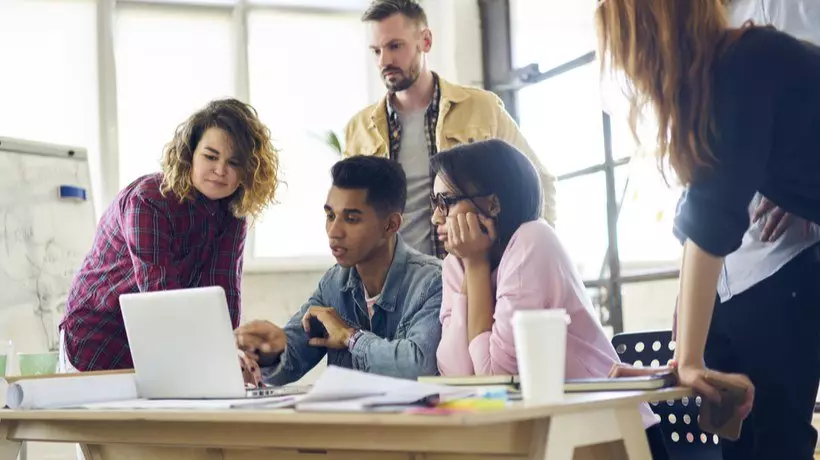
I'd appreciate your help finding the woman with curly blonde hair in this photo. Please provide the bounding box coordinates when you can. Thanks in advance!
[597,1,820,458]
[60,98,279,372]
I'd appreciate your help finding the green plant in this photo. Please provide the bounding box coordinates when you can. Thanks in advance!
[312,130,343,156]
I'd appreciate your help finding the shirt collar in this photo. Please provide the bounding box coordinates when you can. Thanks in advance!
[343,234,410,313]
[193,189,233,217]
[385,72,440,120]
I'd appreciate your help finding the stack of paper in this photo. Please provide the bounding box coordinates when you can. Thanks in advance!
[294,366,474,412]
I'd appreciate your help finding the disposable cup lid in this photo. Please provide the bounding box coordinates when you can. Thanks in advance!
[512,309,571,324]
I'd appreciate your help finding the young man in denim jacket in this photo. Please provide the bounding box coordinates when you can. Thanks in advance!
[236,156,442,385]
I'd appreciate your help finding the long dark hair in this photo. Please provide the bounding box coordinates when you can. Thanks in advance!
[430,139,542,257]
[595,0,748,185]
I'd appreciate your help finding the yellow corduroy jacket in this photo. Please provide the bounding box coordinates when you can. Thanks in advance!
[342,76,557,226]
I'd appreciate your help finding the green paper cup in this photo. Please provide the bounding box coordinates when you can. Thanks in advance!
[0,355,6,377]
[18,352,59,376]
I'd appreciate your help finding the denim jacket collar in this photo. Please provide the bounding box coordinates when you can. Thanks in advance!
[342,234,409,313]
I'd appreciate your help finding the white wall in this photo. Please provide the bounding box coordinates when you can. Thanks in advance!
[423,0,484,87]
[622,279,678,332]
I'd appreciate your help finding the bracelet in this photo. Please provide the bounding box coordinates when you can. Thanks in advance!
[346,330,364,352]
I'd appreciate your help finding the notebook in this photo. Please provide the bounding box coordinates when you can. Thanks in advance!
[419,371,677,392]
[418,375,519,387]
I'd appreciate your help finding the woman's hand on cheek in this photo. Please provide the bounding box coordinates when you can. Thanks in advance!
[446,212,496,264]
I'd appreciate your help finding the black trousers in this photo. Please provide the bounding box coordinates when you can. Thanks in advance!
[646,424,670,460]
[704,243,820,460]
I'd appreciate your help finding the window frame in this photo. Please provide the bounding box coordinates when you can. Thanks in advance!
[97,0,378,273]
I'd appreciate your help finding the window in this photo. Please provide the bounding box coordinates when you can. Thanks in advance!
[516,58,682,274]
[517,62,626,177]
[555,168,628,281]
[510,0,596,70]
[247,10,374,262]
[615,144,683,270]
[115,4,235,187]
[510,0,682,332]
[606,80,683,269]
[250,0,368,9]
[108,2,378,268]
[0,0,100,209]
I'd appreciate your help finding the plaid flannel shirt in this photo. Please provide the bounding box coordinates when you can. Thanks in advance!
[60,173,246,371]
[385,73,445,259]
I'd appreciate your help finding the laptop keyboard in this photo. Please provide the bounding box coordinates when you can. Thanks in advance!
[247,385,311,398]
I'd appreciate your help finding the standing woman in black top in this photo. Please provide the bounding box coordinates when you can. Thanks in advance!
[596,0,820,455]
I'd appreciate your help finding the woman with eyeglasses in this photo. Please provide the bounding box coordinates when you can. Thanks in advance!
[430,139,669,459]
[596,1,820,456]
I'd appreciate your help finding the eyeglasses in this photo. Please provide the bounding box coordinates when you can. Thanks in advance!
[430,192,484,216]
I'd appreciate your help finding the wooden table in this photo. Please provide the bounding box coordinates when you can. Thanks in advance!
[0,387,690,460]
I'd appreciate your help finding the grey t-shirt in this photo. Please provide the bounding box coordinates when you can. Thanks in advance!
[397,108,433,255]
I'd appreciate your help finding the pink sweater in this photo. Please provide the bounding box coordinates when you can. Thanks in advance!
[436,220,658,428]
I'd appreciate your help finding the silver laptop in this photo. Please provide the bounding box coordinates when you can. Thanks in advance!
[120,286,307,399]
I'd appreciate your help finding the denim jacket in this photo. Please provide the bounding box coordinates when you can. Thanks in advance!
[262,235,443,385]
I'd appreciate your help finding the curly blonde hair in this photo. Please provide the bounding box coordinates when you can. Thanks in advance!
[160,98,279,218]
[595,0,749,185]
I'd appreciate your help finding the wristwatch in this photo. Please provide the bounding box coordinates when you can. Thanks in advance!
[345,329,364,352]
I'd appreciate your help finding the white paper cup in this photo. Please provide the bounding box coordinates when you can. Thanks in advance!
[512,309,570,404]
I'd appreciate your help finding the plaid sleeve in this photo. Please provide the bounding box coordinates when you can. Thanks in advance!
[121,192,182,291]
[218,217,247,328]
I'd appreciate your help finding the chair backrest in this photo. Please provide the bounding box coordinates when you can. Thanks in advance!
[611,330,723,460]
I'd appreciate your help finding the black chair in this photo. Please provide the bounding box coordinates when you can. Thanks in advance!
[611,330,723,460]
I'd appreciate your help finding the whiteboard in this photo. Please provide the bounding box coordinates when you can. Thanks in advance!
[0,137,96,351]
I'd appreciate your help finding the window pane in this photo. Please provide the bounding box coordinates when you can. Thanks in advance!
[248,11,373,259]
[556,167,627,281]
[115,5,235,187]
[250,0,368,9]
[518,63,610,177]
[0,0,100,208]
[617,157,683,269]
[604,68,661,154]
[510,0,596,70]
[607,85,682,269]
[135,0,236,5]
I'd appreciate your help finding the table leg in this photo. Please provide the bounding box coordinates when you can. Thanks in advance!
[0,423,22,460]
[529,407,652,460]
[614,407,652,460]
[76,445,228,460]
